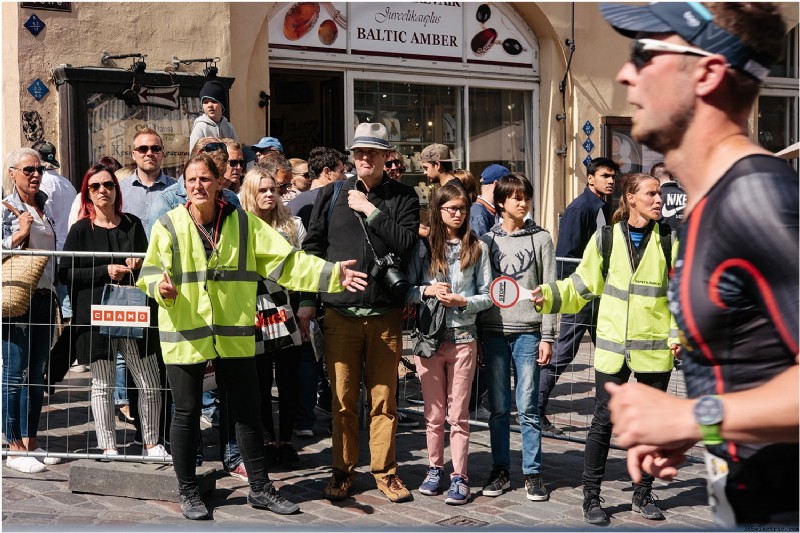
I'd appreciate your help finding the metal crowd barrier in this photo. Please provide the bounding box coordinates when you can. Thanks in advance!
[1,249,698,464]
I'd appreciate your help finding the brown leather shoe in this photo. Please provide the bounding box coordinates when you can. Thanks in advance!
[323,472,352,501]
[376,474,413,503]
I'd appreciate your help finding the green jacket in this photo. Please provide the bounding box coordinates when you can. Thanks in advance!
[138,205,342,364]
[539,221,678,374]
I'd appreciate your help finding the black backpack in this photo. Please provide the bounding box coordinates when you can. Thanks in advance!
[600,223,674,279]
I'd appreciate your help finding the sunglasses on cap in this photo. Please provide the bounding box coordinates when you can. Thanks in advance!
[629,38,719,71]
[12,165,46,176]
[88,180,116,192]
[228,159,246,168]
[200,142,227,154]
[133,145,163,155]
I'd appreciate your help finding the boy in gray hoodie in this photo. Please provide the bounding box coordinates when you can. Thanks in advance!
[478,173,557,503]
[189,79,238,153]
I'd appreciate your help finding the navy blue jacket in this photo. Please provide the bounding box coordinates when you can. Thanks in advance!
[555,186,611,277]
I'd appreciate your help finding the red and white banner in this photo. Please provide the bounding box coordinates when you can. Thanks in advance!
[90,305,151,327]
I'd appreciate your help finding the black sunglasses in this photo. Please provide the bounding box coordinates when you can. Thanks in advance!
[12,165,46,176]
[133,145,163,155]
[228,159,246,168]
[88,180,116,192]
[278,182,290,190]
[200,142,227,154]
[629,38,714,71]
[293,172,310,178]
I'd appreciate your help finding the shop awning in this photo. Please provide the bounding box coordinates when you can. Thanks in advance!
[775,142,800,159]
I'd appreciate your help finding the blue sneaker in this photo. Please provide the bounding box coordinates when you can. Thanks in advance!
[445,475,470,505]
[419,466,444,496]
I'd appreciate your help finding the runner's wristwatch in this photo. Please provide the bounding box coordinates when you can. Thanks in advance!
[693,395,724,445]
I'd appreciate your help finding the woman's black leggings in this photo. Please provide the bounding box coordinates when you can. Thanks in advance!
[582,366,671,493]
[166,357,268,492]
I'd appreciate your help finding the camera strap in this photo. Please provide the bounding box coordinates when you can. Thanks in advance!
[356,212,381,261]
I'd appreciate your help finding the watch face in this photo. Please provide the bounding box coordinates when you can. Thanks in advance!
[694,396,723,426]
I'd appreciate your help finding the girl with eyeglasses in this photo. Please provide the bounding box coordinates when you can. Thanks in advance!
[407,183,492,505]
[1,148,58,473]
[58,163,167,460]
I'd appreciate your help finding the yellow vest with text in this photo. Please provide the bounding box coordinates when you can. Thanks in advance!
[539,222,678,374]
[137,206,342,365]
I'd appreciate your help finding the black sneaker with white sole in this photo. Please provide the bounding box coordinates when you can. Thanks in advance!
[482,468,510,497]
[524,473,549,501]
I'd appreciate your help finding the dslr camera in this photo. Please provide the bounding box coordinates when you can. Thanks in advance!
[370,253,409,298]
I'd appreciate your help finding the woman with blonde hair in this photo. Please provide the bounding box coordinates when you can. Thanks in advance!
[240,166,306,467]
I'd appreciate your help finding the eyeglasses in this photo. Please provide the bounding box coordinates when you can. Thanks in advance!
[200,142,227,154]
[277,182,290,190]
[12,165,46,176]
[88,180,116,192]
[133,145,163,155]
[384,159,403,168]
[440,206,467,216]
[293,172,310,178]
[228,159,246,168]
[630,38,719,70]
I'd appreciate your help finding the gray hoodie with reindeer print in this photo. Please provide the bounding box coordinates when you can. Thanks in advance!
[479,220,557,341]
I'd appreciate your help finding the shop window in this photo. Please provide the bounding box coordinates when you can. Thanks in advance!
[353,80,463,188]
[468,88,530,178]
[759,26,798,167]
[52,66,232,186]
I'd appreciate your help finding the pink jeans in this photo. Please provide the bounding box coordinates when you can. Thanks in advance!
[415,340,477,479]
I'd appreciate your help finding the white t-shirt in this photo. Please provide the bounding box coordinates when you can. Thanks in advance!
[27,207,56,290]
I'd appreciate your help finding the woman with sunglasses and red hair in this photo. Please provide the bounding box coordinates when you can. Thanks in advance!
[58,163,167,459]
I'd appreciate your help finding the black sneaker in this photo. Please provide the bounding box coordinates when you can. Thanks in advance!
[278,443,301,467]
[179,488,210,520]
[541,416,564,436]
[482,468,510,497]
[632,487,664,520]
[405,393,425,405]
[582,490,609,525]
[524,473,549,501]
[249,483,300,515]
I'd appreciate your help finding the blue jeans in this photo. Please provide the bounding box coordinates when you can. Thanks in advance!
[295,341,317,431]
[483,332,543,475]
[114,353,128,406]
[2,291,55,442]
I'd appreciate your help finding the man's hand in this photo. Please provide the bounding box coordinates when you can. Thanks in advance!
[607,381,700,449]
[626,443,693,483]
[347,190,377,217]
[339,259,368,292]
[297,306,317,342]
[538,340,552,366]
[159,272,178,299]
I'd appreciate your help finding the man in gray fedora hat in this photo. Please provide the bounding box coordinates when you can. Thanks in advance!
[300,123,420,503]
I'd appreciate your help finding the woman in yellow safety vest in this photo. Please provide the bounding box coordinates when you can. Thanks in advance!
[138,153,366,521]
[532,172,679,525]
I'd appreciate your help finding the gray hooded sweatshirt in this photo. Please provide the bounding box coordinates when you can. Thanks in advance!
[479,220,558,342]
[189,114,238,153]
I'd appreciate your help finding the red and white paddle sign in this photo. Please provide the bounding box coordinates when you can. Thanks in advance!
[490,276,533,308]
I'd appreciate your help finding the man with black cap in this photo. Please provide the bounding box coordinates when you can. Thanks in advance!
[596,3,798,528]
[470,164,508,238]
[35,140,77,323]
[301,122,419,504]
[189,79,238,154]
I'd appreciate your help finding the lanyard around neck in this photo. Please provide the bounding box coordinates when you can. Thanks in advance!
[186,200,223,252]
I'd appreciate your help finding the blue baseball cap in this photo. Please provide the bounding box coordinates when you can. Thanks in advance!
[480,164,510,185]
[252,137,284,153]
[600,2,774,81]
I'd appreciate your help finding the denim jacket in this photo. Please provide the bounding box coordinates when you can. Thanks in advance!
[406,238,493,328]
[2,188,55,250]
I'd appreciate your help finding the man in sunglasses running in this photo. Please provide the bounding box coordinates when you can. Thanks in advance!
[599,2,798,527]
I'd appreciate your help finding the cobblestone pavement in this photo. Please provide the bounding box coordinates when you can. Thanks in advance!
[3,341,714,531]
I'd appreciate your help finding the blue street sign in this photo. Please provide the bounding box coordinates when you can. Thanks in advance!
[24,14,45,36]
[582,138,595,154]
[28,79,49,101]
[583,155,593,168]
[582,120,594,137]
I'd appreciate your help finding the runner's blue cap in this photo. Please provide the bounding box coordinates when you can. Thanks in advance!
[600,2,774,81]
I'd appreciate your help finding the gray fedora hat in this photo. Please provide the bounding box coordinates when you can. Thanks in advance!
[348,123,393,151]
